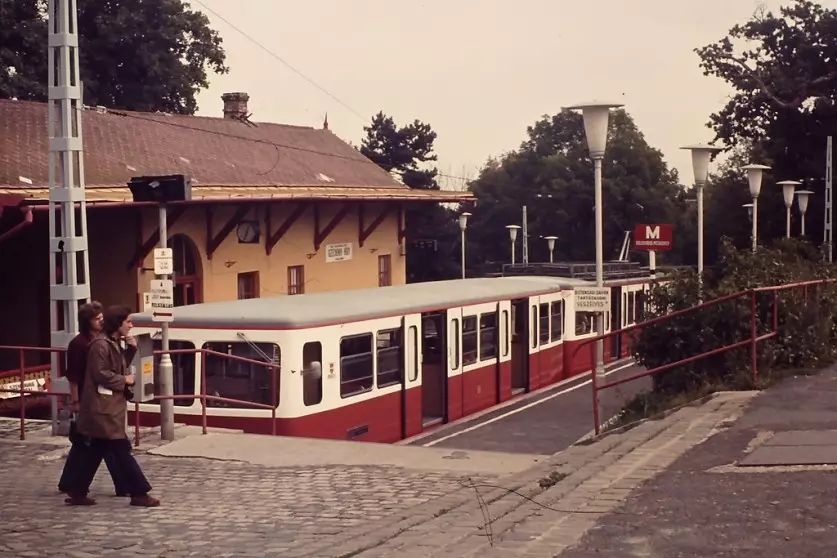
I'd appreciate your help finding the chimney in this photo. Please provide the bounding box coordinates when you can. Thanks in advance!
[221,92,250,120]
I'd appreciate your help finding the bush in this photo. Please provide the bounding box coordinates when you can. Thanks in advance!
[632,237,837,397]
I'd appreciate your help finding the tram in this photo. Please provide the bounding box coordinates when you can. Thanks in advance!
[130,265,662,443]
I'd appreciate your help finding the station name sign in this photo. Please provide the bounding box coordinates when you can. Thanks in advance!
[634,224,673,251]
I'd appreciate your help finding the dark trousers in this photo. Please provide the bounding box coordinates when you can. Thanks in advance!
[58,438,127,495]
[65,437,152,497]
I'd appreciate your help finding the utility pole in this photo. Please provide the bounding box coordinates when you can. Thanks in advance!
[48,0,91,434]
[522,205,529,265]
[825,136,833,262]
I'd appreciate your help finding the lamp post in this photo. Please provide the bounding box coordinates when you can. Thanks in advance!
[776,180,801,238]
[565,100,622,390]
[681,144,722,282]
[796,190,814,236]
[506,225,521,265]
[741,164,771,252]
[458,212,471,279]
[544,236,558,263]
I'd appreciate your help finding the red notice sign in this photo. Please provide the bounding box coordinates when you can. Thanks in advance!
[634,224,673,251]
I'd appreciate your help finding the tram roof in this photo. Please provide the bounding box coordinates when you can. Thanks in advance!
[132,275,601,329]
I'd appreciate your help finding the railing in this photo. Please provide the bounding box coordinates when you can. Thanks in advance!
[571,279,835,435]
[0,344,279,446]
[0,345,67,440]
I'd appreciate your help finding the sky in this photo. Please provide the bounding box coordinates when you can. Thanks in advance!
[192,0,834,190]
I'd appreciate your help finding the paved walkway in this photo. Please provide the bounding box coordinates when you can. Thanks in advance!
[0,385,752,558]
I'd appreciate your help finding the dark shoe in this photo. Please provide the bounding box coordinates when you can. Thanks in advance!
[130,494,160,507]
[64,494,96,506]
[115,491,130,497]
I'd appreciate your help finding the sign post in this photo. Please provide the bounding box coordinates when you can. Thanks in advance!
[156,205,175,441]
[633,224,673,277]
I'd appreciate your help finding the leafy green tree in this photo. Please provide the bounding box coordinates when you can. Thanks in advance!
[466,109,685,268]
[360,112,459,281]
[0,0,227,114]
[696,0,837,245]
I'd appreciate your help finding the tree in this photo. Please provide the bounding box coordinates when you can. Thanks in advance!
[466,109,685,268]
[360,112,459,281]
[696,0,837,246]
[0,0,228,114]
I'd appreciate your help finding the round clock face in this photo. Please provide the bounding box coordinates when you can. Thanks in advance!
[237,221,259,243]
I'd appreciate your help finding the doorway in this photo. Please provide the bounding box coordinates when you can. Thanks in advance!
[419,312,447,427]
[171,234,202,306]
[510,299,529,394]
[610,286,623,360]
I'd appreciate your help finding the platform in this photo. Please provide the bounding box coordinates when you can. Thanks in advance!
[738,429,837,466]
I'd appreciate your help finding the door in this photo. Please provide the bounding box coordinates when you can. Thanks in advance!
[446,307,463,421]
[528,297,541,390]
[401,314,422,438]
[610,286,623,361]
[419,312,447,427]
[510,299,529,394]
[497,300,512,402]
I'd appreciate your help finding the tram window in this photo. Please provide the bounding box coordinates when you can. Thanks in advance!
[450,318,460,369]
[151,340,195,407]
[479,313,497,361]
[627,292,636,325]
[531,306,538,349]
[501,310,510,357]
[462,316,478,365]
[575,312,597,336]
[202,341,281,408]
[550,301,564,342]
[376,329,402,388]
[539,303,550,345]
[302,342,322,407]
[407,326,419,381]
[339,333,374,398]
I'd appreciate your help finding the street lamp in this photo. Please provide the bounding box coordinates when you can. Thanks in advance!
[741,164,771,252]
[506,225,521,265]
[565,100,622,388]
[776,180,801,238]
[681,144,723,281]
[796,190,814,236]
[458,212,471,279]
[544,236,558,263]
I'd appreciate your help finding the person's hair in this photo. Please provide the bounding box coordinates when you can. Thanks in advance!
[103,305,132,335]
[77,301,104,334]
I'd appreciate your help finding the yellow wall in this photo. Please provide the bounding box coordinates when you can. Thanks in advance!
[136,201,406,303]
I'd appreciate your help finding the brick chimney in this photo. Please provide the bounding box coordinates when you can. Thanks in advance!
[221,92,250,120]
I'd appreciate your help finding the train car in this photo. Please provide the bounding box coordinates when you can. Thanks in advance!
[130,273,661,443]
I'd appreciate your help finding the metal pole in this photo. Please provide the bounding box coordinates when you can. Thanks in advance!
[522,205,529,265]
[549,249,554,263]
[593,157,605,382]
[786,206,791,238]
[511,240,516,266]
[649,250,656,277]
[802,213,807,236]
[825,136,833,262]
[460,228,466,279]
[697,182,705,280]
[158,204,174,441]
[752,197,758,253]
[48,0,92,435]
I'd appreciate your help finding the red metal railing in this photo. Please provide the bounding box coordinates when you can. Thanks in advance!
[0,345,279,446]
[571,278,835,435]
[0,345,67,440]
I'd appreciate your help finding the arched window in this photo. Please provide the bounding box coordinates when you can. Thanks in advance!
[171,234,202,306]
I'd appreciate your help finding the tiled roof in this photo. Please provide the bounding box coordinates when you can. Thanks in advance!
[0,99,406,191]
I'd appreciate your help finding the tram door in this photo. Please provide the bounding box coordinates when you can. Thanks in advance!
[510,299,529,394]
[400,314,422,439]
[419,311,448,428]
[610,286,623,361]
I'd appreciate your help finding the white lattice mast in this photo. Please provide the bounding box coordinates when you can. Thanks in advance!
[48,0,91,432]
[824,136,833,262]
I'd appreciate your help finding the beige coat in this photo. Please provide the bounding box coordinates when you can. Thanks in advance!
[77,335,136,440]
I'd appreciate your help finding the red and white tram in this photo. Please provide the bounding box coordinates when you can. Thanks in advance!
[131,272,659,443]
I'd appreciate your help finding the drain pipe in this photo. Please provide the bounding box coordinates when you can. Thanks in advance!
[0,207,34,244]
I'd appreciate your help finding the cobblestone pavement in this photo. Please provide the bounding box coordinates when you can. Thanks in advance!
[560,367,837,558]
[0,389,753,558]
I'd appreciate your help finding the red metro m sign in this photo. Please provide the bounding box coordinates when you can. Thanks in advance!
[634,224,673,251]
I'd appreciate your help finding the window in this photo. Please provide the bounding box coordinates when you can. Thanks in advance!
[462,316,478,365]
[201,341,280,408]
[550,301,564,342]
[449,318,460,369]
[376,329,402,388]
[288,265,305,295]
[575,312,599,336]
[539,303,550,345]
[302,342,322,407]
[479,313,497,361]
[237,272,259,300]
[340,334,374,397]
[627,291,636,325]
[531,306,538,349]
[151,340,196,407]
[407,326,419,381]
[501,310,510,357]
[378,255,392,287]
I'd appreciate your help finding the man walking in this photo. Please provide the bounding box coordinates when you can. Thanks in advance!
[63,305,160,507]
[57,301,128,497]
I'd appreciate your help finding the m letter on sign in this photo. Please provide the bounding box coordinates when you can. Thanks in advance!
[634,224,673,251]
